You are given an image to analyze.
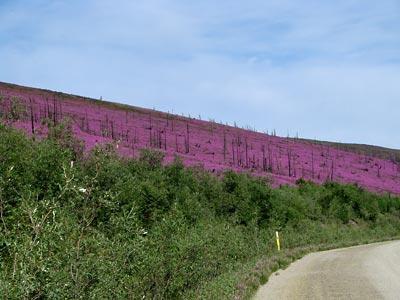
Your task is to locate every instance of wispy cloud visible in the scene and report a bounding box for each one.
[0,0,399,148]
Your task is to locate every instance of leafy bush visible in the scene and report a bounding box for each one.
[1,124,400,299]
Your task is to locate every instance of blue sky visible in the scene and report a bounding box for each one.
[1,0,399,148]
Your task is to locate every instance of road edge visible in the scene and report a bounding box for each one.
[234,236,400,300]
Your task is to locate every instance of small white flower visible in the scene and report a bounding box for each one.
[78,188,87,193]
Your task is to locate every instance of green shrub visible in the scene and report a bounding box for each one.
[1,125,400,299]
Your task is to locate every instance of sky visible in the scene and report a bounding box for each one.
[1,0,399,148]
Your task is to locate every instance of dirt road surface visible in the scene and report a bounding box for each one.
[254,240,400,300]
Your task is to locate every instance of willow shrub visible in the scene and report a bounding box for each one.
[1,124,400,299]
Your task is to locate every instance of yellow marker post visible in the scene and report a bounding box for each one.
[276,231,281,251]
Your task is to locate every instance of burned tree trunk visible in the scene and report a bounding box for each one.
[223,130,227,161]
[231,139,235,165]
[287,148,292,177]
[262,145,266,171]
[311,146,315,179]
[29,97,35,135]
[185,122,190,153]
[245,138,249,168]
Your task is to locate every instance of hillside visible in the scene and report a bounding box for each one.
[295,137,400,164]
[0,81,399,194]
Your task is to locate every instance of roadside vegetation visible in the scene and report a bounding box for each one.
[1,123,400,299]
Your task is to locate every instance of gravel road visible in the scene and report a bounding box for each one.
[254,240,400,300]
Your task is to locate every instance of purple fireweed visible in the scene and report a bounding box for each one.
[1,82,399,195]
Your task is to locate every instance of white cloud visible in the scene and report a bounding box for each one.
[0,0,399,148]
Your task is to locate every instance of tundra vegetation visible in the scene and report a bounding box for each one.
[1,124,400,299]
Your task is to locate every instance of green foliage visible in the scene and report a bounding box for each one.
[10,97,27,120]
[138,148,165,170]
[0,125,400,299]
[47,118,84,160]
[0,96,27,122]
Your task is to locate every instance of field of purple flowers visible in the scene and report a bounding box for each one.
[1,81,399,195]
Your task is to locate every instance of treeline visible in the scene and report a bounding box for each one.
[1,124,400,299]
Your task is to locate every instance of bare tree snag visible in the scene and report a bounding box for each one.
[29,97,35,135]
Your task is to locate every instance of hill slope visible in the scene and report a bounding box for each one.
[0,81,399,194]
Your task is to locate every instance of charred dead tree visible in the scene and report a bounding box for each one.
[245,138,249,168]
[110,121,115,140]
[293,155,297,178]
[268,143,273,172]
[149,115,153,147]
[52,97,58,125]
[185,123,190,153]
[103,114,110,137]
[165,113,169,127]
[231,139,235,165]
[275,154,281,173]
[236,136,240,167]
[29,97,35,135]
[158,129,162,149]
[287,147,292,177]
[164,128,167,150]
[311,146,315,179]
[223,130,227,161]
[133,129,138,144]
[151,131,157,148]
[0,94,3,111]
[262,145,267,171]
[58,101,63,121]
[85,112,90,133]
[124,129,130,142]
[131,139,135,157]
[46,98,51,120]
